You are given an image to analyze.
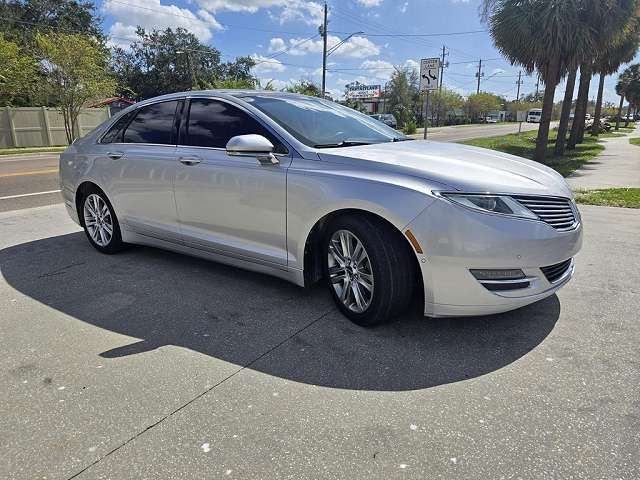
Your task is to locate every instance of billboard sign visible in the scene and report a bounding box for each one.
[346,83,381,99]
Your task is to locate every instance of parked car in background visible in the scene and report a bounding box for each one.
[60,90,582,326]
[370,113,398,129]
[527,109,542,123]
[485,115,498,123]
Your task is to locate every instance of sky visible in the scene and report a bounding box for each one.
[97,0,639,103]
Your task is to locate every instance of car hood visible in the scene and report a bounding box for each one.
[316,140,572,197]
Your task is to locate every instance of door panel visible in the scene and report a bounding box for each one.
[106,144,180,240]
[94,100,181,240]
[174,148,288,265]
[174,97,289,266]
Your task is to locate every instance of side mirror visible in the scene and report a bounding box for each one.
[226,134,278,165]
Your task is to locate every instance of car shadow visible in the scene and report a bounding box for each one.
[0,232,560,391]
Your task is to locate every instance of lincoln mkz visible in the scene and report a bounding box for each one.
[60,91,582,326]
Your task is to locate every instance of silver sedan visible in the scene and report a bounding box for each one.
[59,91,582,326]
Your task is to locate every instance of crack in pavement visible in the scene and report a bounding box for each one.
[65,308,334,480]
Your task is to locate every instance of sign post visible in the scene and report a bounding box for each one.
[516,110,527,134]
[420,57,440,139]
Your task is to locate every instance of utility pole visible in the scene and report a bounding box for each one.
[439,45,448,93]
[320,3,328,98]
[515,70,523,101]
[475,59,483,94]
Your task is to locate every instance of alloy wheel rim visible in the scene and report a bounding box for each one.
[328,230,374,313]
[83,194,113,247]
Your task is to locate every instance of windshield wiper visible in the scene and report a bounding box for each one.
[313,139,378,148]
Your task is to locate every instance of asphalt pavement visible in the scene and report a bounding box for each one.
[1,203,639,479]
[411,121,542,142]
[0,153,61,212]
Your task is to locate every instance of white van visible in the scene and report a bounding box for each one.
[527,109,542,123]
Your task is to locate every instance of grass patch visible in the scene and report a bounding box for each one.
[574,188,640,209]
[0,146,67,156]
[460,130,604,177]
[630,138,640,147]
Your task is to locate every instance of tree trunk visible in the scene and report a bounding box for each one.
[615,95,624,130]
[591,73,605,136]
[625,104,632,127]
[568,63,591,149]
[534,59,559,164]
[554,66,577,156]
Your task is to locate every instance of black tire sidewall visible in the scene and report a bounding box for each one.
[322,216,403,326]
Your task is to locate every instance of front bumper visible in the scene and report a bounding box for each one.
[405,197,583,317]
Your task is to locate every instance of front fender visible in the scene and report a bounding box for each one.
[286,160,443,270]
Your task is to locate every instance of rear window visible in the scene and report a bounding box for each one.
[123,101,179,145]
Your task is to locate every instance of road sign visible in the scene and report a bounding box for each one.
[420,57,440,92]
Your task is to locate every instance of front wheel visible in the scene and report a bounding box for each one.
[81,189,126,254]
[323,215,416,326]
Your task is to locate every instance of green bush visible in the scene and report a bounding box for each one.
[403,119,417,135]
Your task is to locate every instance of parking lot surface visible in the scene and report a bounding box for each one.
[1,203,639,479]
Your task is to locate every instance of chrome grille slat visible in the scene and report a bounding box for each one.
[512,195,578,231]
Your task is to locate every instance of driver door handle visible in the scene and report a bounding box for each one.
[107,151,124,160]
[179,155,202,166]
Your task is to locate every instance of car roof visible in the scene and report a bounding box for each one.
[131,89,311,107]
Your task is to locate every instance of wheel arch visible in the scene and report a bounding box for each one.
[75,181,109,227]
[302,208,423,299]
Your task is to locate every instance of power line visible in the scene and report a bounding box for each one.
[328,29,488,37]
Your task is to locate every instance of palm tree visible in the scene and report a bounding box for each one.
[482,0,635,162]
[618,64,640,126]
[567,1,639,147]
[482,1,586,162]
[591,19,639,135]
[554,65,578,156]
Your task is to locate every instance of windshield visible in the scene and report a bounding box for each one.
[242,95,405,147]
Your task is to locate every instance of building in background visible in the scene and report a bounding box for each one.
[90,97,136,116]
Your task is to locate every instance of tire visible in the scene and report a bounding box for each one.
[323,215,416,326]
[79,187,126,254]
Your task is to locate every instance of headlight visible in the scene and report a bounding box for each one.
[439,193,538,219]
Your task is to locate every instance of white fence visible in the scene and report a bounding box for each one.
[0,106,111,149]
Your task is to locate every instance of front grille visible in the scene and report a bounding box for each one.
[541,259,572,283]
[513,195,577,231]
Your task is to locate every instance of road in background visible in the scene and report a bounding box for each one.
[0,153,60,212]
[410,121,544,142]
[0,122,546,213]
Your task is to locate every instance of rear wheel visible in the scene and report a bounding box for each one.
[323,215,415,326]
[80,189,126,254]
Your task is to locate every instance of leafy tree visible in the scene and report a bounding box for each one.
[35,32,115,143]
[112,27,256,100]
[0,0,103,45]
[0,33,38,104]
[429,88,464,126]
[465,92,501,121]
[285,79,321,97]
[386,67,420,128]
[482,0,636,162]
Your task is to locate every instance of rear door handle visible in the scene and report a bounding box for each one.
[179,155,202,166]
[107,151,124,160]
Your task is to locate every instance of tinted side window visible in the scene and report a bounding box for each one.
[100,111,135,144]
[123,101,179,145]
[185,99,287,154]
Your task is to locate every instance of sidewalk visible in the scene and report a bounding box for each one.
[567,125,640,189]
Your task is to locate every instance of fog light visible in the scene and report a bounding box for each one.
[470,269,525,281]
